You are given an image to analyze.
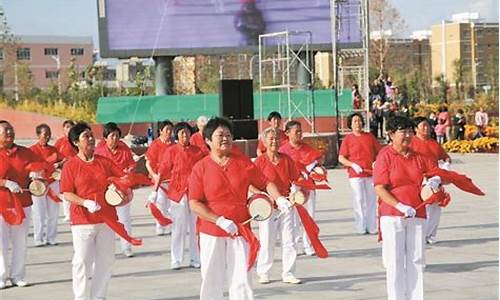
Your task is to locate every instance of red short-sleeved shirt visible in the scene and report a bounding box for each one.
[0,145,41,207]
[409,136,449,166]
[279,142,322,172]
[188,154,268,236]
[373,146,434,218]
[60,155,124,225]
[257,129,289,153]
[339,132,382,178]
[145,138,174,173]
[189,132,209,155]
[158,143,205,202]
[254,153,299,197]
[54,136,77,158]
[94,140,136,172]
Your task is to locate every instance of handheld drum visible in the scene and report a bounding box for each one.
[289,190,307,206]
[245,193,273,224]
[28,179,47,197]
[420,184,438,202]
[51,169,62,181]
[310,166,327,182]
[105,184,131,207]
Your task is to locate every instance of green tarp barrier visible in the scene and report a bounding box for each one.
[96,89,352,124]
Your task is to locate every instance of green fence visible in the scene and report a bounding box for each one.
[96,89,352,124]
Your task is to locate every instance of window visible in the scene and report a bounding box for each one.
[71,48,84,56]
[44,48,58,56]
[17,48,31,60]
[45,70,59,79]
[0,48,3,60]
[0,73,3,88]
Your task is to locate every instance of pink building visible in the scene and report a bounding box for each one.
[1,35,93,92]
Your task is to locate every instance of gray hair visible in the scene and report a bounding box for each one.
[262,127,280,140]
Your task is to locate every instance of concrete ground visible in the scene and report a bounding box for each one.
[2,153,498,300]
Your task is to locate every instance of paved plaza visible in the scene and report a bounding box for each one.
[2,153,498,300]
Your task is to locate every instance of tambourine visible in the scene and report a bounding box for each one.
[420,184,439,201]
[105,184,131,207]
[310,166,327,182]
[51,169,62,181]
[289,190,307,205]
[246,193,273,223]
[28,179,47,197]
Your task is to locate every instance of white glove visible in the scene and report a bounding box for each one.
[215,216,238,235]
[82,200,101,213]
[426,176,441,190]
[29,171,43,179]
[132,154,142,162]
[4,180,21,193]
[305,160,318,173]
[276,196,292,212]
[148,191,158,204]
[440,162,451,171]
[290,184,299,194]
[395,203,416,218]
[350,163,363,174]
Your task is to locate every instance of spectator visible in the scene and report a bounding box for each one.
[371,100,384,138]
[474,107,489,139]
[437,106,451,142]
[454,109,466,140]
[428,112,438,140]
[434,119,446,144]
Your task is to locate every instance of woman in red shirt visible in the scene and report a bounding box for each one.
[30,124,64,246]
[0,120,41,289]
[188,117,286,300]
[374,116,436,300]
[95,122,136,257]
[189,115,209,155]
[256,111,288,157]
[339,113,382,234]
[145,120,174,235]
[61,122,126,300]
[152,122,204,269]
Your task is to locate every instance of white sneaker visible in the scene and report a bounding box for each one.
[426,237,437,245]
[0,281,6,289]
[304,249,315,256]
[156,228,165,236]
[282,275,302,284]
[47,241,58,246]
[34,240,45,247]
[190,262,201,268]
[258,274,270,284]
[171,262,181,270]
[14,279,28,287]
[123,249,134,257]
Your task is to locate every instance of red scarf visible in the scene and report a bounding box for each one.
[295,205,328,258]
[236,223,260,271]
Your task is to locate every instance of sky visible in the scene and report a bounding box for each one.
[2,0,499,50]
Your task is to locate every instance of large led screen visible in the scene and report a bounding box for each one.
[97,0,362,57]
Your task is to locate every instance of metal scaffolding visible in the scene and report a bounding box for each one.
[257,31,316,132]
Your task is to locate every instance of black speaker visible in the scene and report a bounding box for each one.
[219,79,254,120]
[232,119,258,140]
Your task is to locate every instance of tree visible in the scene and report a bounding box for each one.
[0,9,19,100]
[369,0,406,75]
[434,74,449,104]
[452,58,472,101]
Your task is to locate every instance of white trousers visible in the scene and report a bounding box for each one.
[348,177,377,234]
[199,233,254,300]
[170,195,199,266]
[71,223,115,300]
[32,181,60,244]
[425,203,441,239]
[257,209,297,278]
[381,216,425,300]
[156,186,171,233]
[0,207,31,283]
[294,190,316,254]
[116,202,132,252]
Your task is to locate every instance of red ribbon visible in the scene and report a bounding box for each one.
[47,188,62,203]
[295,178,332,190]
[0,192,25,225]
[415,189,451,210]
[148,203,172,226]
[236,224,260,271]
[425,168,484,196]
[97,210,142,246]
[295,205,328,258]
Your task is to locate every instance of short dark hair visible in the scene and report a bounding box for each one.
[35,123,51,136]
[413,116,428,127]
[285,120,301,132]
[173,122,193,140]
[0,120,11,126]
[457,109,464,114]
[267,111,282,121]
[62,120,75,127]
[103,122,121,138]
[347,113,365,129]
[158,120,174,133]
[68,122,91,148]
[203,117,233,141]
[386,116,415,133]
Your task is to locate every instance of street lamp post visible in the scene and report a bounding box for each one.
[49,55,62,103]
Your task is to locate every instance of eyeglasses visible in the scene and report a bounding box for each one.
[394,129,414,136]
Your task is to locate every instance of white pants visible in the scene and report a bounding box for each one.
[257,209,297,278]
[199,233,254,300]
[425,203,441,239]
[116,202,132,252]
[349,177,377,234]
[170,195,199,266]
[156,186,171,233]
[294,190,316,254]
[381,216,425,300]
[32,181,60,244]
[71,223,115,300]
[0,207,31,283]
